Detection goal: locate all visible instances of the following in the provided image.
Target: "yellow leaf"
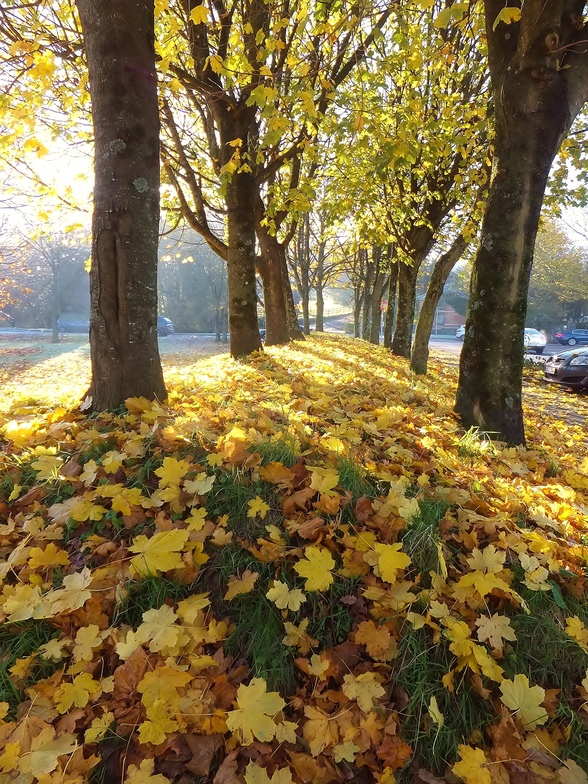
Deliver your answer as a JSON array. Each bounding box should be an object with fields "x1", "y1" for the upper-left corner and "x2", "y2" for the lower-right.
[
  {"x1": 184, "y1": 472, "x2": 215, "y2": 495},
  {"x1": 134, "y1": 604, "x2": 190, "y2": 655},
  {"x1": 266, "y1": 580, "x2": 307, "y2": 611},
  {"x1": 475, "y1": 614, "x2": 517, "y2": 652},
  {"x1": 372, "y1": 542, "x2": 411, "y2": 583},
  {"x1": 308, "y1": 653, "x2": 329, "y2": 678},
  {"x1": 124, "y1": 759, "x2": 171, "y2": 784},
  {"x1": 54, "y1": 672, "x2": 102, "y2": 712},
  {"x1": 282, "y1": 618, "x2": 318, "y2": 654},
  {"x1": 452, "y1": 745, "x2": 491, "y2": 784},
  {"x1": 341, "y1": 672, "x2": 385, "y2": 712},
  {"x1": 85, "y1": 711, "x2": 114, "y2": 744},
  {"x1": 333, "y1": 740, "x2": 360, "y2": 763},
  {"x1": 18, "y1": 728, "x2": 76, "y2": 777},
  {"x1": 0, "y1": 742, "x2": 20, "y2": 773},
  {"x1": 224, "y1": 570, "x2": 259, "y2": 600},
  {"x1": 247, "y1": 496, "x2": 271, "y2": 519},
  {"x1": 155, "y1": 456, "x2": 191, "y2": 487},
  {"x1": 137, "y1": 666, "x2": 193, "y2": 709},
  {"x1": 428, "y1": 695, "x2": 444, "y2": 727},
  {"x1": 226, "y1": 677, "x2": 286, "y2": 745},
  {"x1": 244, "y1": 762, "x2": 294, "y2": 784},
  {"x1": 72, "y1": 624, "x2": 104, "y2": 662},
  {"x1": 466, "y1": 545, "x2": 505, "y2": 574},
  {"x1": 500, "y1": 674, "x2": 548, "y2": 729},
  {"x1": 138, "y1": 699, "x2": 179, "y2": 745},
  {"x1": 189, "y1": 4, "x2": 209, "y2": 25},
  {"x1": 294, "y1": 547, "x2": 335, "y2": 591},
  {"x1": 492, "y1": 6, "x2": 522, "y2": 31},
  {"x1": 128, "y1": 528, "x2": 189, "y2": 576},
  {"x1": 309, "y1": 466, "x2": 339, "y2": 495},
  {"x1": 28, "y1": 542, "x2": 70, "y2": 570},
  {"x1": 565, "y1": 616, "x2": 588, "y2": 653}
]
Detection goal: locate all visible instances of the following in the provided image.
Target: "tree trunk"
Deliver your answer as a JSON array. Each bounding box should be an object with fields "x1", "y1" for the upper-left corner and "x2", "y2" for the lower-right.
[
  {"x1": 383, "y1": 260, "x2": 398, "y2": 349},
  {"x1": 455, "y1": 2, "x2": 580, "y2": 444},
  {"x1": 76, "y1": 0, "x2": 166, "y2": 409},
  {"x1": 315, "y1": 285, "x2": 324, "y2": 332},
  {"x1": 280, "y1": 247, "x2": 304, "y2": 340},
  {"x1": 368, "y1": 271, "x2": 386, "y2": 344},
  {"x1": 411, "y1": 234, "x2": 467, "y2": 375},
  {"x1": 302, "y1": 294, "x2": 310, "y2": 334},
  {"x1": 256, "y1": 239, "x2": 290, "y2": 346},
  {"x1": 362, "y1": 255, "x2": 374, "y2": 339},
  {"x1": 225, "y1": 169, "x2": 263, "y2": 357},
  {"x1": 391, "y1": 262, "x2": 418, "y2": 358}
]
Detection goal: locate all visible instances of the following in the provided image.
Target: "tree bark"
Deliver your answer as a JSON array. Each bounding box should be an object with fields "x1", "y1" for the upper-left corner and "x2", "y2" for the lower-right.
[
  {"x1": 225, "y1": 169, "x2": 263, "y2": 357},
  {"x1": 76, "y1": 0, "x2": 166, "y2": 409},
  {"x1": 383, "y1": 259, "x2": 398, "y2": 349},
  {"x1": 455, "y1": 0, "x2": 587, "y2": 444},
  {"x1": 391, "y1": 262, "x2": 418, "y2": 358},
  {"x1": 255, "y1": 218, "x2": 290, "y2": 345},
  {"x1": 411, "y1": 234, "x2": 467, "y2": 375}
]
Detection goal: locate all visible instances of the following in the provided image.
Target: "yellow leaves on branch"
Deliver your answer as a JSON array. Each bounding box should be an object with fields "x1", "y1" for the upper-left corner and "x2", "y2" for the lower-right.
[{"x1": 226, "y1": 678, "x2": 286, "y2": 745}]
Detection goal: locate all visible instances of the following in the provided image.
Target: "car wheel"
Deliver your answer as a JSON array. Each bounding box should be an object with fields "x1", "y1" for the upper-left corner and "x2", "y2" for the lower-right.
[
  {"x1": 535, "y1": 348, "x2": 544, "y2": 355},
  {"x1": 567, "y1": 338, "x2": 577, "y2": 346}
]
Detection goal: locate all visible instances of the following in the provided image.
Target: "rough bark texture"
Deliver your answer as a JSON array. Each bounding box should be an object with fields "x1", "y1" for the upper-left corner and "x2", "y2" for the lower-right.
[
  {"x1": 411, "y1": 234, "x2": 467, "y2": 375},
  {"x1": 455, "y1": 0, "x2": 588, "y2": 444},
  {"x1": 255, "y1": 219, "x2": 290, "y2": 346},
  {"x1": 225, "y1": 169, "x2": 263, "y2": 357},
  {"x1": 383, "y1": 259, "x2": 398, "y2": 349},
  {"x1": 76, "y1": 0, "x2": 166, "y2": 409},
  {"x1": 391, "y1": 262, "x2": 418, "y2": 358}
]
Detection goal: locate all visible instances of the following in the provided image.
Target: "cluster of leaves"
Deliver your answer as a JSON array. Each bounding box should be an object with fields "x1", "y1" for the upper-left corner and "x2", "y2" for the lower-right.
[{"x1": 0, "y1": 334, "x2": 588, "y2": 783}]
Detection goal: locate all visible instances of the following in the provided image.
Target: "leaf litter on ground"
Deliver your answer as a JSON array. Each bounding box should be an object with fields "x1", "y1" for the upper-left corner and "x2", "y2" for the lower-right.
[{"x1": 0, "y1": 333, "x2": 588, "y2": 783}]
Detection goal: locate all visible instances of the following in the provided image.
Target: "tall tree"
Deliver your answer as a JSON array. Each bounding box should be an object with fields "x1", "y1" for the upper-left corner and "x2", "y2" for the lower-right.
[
  {"x1": 455, "y1": 1, "x2": 588, "y2": 445},
  {"x1": 76, "y1": 0, "x2": 166, "y2": 409}
]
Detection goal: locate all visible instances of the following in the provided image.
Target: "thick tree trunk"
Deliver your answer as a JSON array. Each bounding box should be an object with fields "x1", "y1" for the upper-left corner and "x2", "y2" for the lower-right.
[
  {"x1": 76, "y1": 0, "x2": 166, "y2": 409},
  {"x1": 368, "y1": 272, "x2": 386, "y2": 345},
  {"x1": 391, "y1": 262, "x2": 418, "y2": 358},
  {"x1": 302, "y1": 294, "x2": 310, "y2": 334},
  {"x1": 256, "y1": 235, "x2": 290, "y2": 346},
  {"x1": 280, "y1": 248, "x2": 304, "y2": 340},
  {"x1": 455, "y1": 4, "x2": 577, "y2": 444},
  {"x1": 225, "y1": 170, "x2": 263, "y2": 357},
  {"x1": 315, "y1": 285, "x2": 324, "y2": 332},
  {"x1": 383, "y1": 260, "x2": 398, "y2": 349},
  {"x1": 411, "y1": 234, "x2": 467, "y2": 375}
]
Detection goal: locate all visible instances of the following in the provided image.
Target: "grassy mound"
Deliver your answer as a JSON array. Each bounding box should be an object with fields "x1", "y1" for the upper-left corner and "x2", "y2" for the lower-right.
[{"x1": 0, "y1": 334, "x2": 587, "y2": 783}]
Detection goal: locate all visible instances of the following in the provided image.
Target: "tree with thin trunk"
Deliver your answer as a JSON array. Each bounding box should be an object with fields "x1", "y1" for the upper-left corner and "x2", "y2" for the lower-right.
[
  {"x1": 75, "y1": 0, "x2": 166, "y2": 409},
  {"x1": 455, "y1": 1, "x2": 588, "y2": 445}
]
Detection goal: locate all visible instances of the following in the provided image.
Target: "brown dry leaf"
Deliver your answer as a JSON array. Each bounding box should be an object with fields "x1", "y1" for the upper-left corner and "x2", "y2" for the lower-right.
[{"x1": 376, "y1": 734, "x2": 413, "y2": 770}]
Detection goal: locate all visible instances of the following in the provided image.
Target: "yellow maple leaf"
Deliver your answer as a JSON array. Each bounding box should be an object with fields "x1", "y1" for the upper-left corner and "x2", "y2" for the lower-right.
[
  {"x1": 54, "y1": 671, "x2": 102, "y2": 712},
  {"x1": 224, "y1": 570, "x2": 259, "y2": 600},
  {"x1": 184, "y1": 472, "x2": 215, "y2": 495},
  {"x1": 294, "y1": 547, "x2": 335, "y2": 591},
  {"x1": 226, "y1": 677, "x2": 286, "y2": 745},
  {"x1": 371, "y1": 542, "x2": 411, "y2": 583},
  {"x1": 309, "y1": 466, "x2": 339, "y2": 496},
  {"x1": 247, "y1": 496, "x2": 271, "y2": 519},
  {"x1": 303, "y1": 704, "x2": 338, "y2": 756},
  {"x1": 155, "y1": 456, "x2": 191, "y2": 487},
  {"x1": 137, "y1": 666, "x2": 193, "y2": 709},
  {"x1": 341, "y1": 672, "x2": 385, "y2": 712},
  {"x1": 428, "y1": 695, "x2": 444, "y2": 727},
  {"x1": 565, "y1": 616, "x2": 588, "y2": 653},
  {"x1": 333, "y1": 740, "x2": 360, "y2": 763},
  {"x1": 452, "y1": 745, "x2": 491, "y2": 784},
  {"x1": 282, "y1": 618, "x2": 318, "y2": 654},
  {"x1": 244, "y1": 762, "x2": 294, "y2": 784},
  {"x1": 266, "y1": 580, "x2": 306, "y2": 611},
  {"x1": 124, "y1": 759, "x2": 171, "y2": 784},
  {"x1": 44, "y1": 568, "x2": 93, "y2": 615},
  {"x1": 138, "y1": 699, "x2": 179, "y2": 745},
  {"x1": 28, "y1": 542, "x2": 70, "y2": 571},
  {"x1": 0, "y1": 742, "x2": 20, "y2": 773},
  {"x1": 308, "y1": 653, "x2": 329, "y2": 678},
  {"x1": 475, "y1": 614, "x2": 517, "y2": 652},
  {"x1": 128, "y1": 529, "x2": 189, "y2": 576},
  {"x1": 18, "y1": 728, "x2": 76, "y2": 777},
  {"x1": 189, "y1": 4, "x2": 209, "y2": 25},
  {"x1": 466, "y1": 545, "x2": 505, "y2": 574},
  {"x1": 500, "y1": 674, "x2": 547, "y2": 729},
  {"x1": 134, "y1": 604, "x2": 190, "y2": 655},
  {"x1": 72, "y1": 624, "x2": 104, "y2": 662},
  {"x1": 85, "y1": 711, "x2": 114, "y2": 744}
]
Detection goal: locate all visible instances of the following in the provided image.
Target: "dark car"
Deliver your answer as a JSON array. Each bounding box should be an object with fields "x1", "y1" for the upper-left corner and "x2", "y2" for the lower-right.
[
  {"x1": 57, "y1": 319, "x2": 90, "y2": 333},
  {"x1": 554, "y1": 329, "x2": 588, "y2": 346},
  {"x1": 544, "y1": 347, "x2": 588, "y2": 390},
  {"x1": 158, "y1": 315, "x2": 174, "y2": 336}
]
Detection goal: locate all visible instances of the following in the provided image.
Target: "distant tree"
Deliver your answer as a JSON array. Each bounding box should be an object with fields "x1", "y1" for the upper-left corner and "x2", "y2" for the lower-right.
[{"x1": 75, "y1": 0, "x2": 166, "y2": 409}]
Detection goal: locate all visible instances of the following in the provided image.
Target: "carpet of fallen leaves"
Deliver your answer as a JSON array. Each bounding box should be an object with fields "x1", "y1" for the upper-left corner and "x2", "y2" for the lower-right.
[{"x1": 1, "y1": 333, "x2": 588, "y2": 784}]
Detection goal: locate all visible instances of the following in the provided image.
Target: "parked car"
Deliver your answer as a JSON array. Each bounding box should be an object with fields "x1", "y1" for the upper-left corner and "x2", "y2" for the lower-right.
[
  {"x1": 524, "y1": 328, "x2": 547, "y2": 354},
  {"x1": 455, "y1": 325, "x2": 465, "y2": 340},
  {"x1": 157, "y1": 315, "x2": 174, "y2": 336},
  {"x1": 544, "y1": 347, "x2": 588, "y2": 390},
  {"x1": 57, "y1": 319, "x2": 90, "y2": 333},
  {"x1": 554, "y1": 328, "x2": 588, "y2": 346}
]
